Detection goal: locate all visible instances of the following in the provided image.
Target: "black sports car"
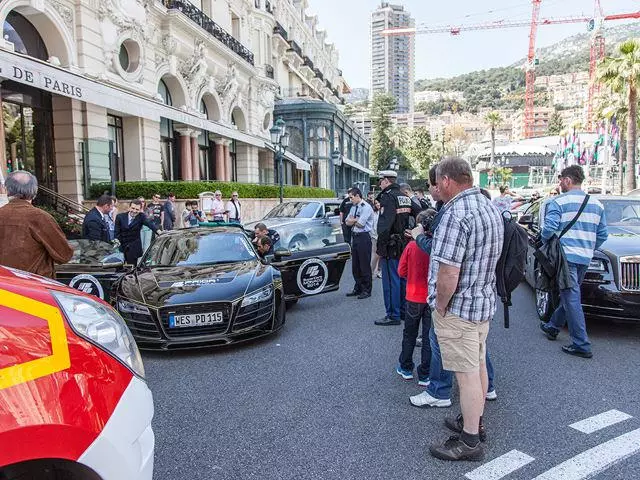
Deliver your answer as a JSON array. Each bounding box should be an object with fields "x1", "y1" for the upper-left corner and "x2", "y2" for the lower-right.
[
  {"x1": 519, "y1": 195, "x2": 640, "y2": 323},
  {"x1": 56, "y1": 225, "x2": 350, "y2": 349}
]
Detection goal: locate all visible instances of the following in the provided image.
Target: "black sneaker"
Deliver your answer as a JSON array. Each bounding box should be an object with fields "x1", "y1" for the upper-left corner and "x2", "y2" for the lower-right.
[
  {"x1": 540, "y1": 322, "x2": 559, "y2": 340},
  {"x1": 562, "y1": 344, "x2": 593, "y2": 358},
  {"x1": 374, "y1": 317, "x2": 401, "y2": 326},
  {"x1": 444, "y1": 414, "x2": 487, "y2": 442},
  {"x1": 357, "y1": 292, "x2": 371, "y2": 299},
  {"x1": 429, "y1": 435, "x2": 485, "y2": 461}
]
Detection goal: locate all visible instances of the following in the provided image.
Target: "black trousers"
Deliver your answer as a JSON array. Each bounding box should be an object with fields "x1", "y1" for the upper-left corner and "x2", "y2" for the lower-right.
[
  {"x1": 342, "y1": 224, "x2": 352, "y2": 245},
  {"x1": 398, "y1": 301, "x2": 432, "y2": 379},
  {"x1": 351, "y1": 232, "x2": 372, "y2": 295}
]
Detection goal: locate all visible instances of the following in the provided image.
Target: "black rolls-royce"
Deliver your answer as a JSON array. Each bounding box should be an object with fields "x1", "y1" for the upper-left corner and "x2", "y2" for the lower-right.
[
  {"x1": 56, "y1": 224, "x2": 350, "y2": 349},
  {"x1": 520, "y1": 195, "x2": 640, "y2": 323}
]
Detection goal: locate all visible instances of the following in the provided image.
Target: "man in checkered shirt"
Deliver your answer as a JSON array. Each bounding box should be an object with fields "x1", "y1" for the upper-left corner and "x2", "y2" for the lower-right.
[{"x1": 427, "y1": 158, "x2": 504, "y2": 462}]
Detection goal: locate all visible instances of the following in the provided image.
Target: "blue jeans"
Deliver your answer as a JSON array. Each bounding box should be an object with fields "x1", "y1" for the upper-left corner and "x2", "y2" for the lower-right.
[
  {"x1": 426, "y1": 326, "x2": 496, "y2": 400},
  {"x1": 380, "y1": 258, "x2": 401, "y2": 320},
  {"x1": 545, "y1": 262, "x2": 591, "y2": 352}
]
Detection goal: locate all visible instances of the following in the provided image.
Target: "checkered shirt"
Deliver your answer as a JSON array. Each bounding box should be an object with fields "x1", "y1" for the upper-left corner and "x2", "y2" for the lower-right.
[{"x1": 428, "y1": 187, "x2": 504, "y2": 322}]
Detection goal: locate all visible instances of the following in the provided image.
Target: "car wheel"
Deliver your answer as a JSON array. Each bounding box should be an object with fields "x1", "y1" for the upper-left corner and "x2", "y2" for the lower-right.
[
  {"x1": 534, "y1": 268, "x2": 552, "y2": 322},
  {"x1": 285, "y1": 299, "x2": 298, "y2": 309},
  {"x1": 288, "y1": 235, "x2": 308, "y2": 251}
]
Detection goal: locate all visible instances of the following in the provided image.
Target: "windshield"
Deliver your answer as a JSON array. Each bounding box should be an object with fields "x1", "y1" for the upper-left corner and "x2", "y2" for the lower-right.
[
  {"x1": 67, "y1": 239, "x2": 124, "y2": 265},
  {"x1": 264, "y1": 202, "x2": 320, "y2": 219},
  {"x1": 602, "y1": 199, "x2": 640, "y2": 226},
  {"x1": 143, "y1": 231, "x2": 256, "y2": 267}
]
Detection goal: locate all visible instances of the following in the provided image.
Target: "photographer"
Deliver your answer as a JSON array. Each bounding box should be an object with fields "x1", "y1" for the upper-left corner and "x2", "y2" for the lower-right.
[
  {"x1": 345, "y1": 188, "x2": 374, "y2": 299},
  {"x1": 374, "y1": 170, "x2": 412, "y2": 326}
]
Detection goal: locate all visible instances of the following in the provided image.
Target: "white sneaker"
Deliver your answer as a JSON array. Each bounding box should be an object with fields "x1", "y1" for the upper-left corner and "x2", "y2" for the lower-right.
[
  {"x1": 409, "y1": 391, "x2": 452, "y2": 408},
  {"x1": 417, "y1": 378, "x2": 430, "y2": 387},
  {"x1": 486, "y1": 389, "x2": 498, "y2": 401}
]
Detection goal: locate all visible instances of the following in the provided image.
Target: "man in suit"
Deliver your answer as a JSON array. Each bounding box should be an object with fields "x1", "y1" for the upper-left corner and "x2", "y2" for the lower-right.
[
  {"x1": 115, "y1": 199, "x2": 162, "y2": 264},
  {"x1": 82, "y1": 194, "x2": 113, "y2": 242}
]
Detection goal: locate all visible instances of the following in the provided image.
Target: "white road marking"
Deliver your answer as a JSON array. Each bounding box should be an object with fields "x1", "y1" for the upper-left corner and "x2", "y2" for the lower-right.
[
  {"x1": 464, "y1": 450, "x2": 535, "y2": 480},
  {"x1": 569, "y1": 409, "x2": 633, "y2": 434},
  {"x1": 533, "y1": 427, "x2": 640, "y2": 480}
]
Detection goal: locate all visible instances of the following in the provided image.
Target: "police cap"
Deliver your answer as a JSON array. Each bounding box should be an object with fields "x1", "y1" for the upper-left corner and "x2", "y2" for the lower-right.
[{"x1": 378, "y1": 170, "x2": 398, "y2": 179}]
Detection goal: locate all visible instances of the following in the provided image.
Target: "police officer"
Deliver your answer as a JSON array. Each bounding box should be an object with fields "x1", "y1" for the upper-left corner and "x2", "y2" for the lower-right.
[
  {"x1": 345, "y1": 187, "x2": 374, "y2": 299},
  {"x1": 375, "y1": 170, "x2": 412, "y2": 326}
]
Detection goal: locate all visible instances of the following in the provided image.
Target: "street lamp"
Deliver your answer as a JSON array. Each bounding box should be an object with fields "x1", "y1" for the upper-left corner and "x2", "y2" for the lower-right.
[
  {"x1": 270, "y1": 117, "x2": 289, "y2": 204},
  {"x1": 389, "y1": 156, "x2": 399, "y2": 171},
  {"x1": 331, "y1": 149, "x2": 342, "y2": 194}
]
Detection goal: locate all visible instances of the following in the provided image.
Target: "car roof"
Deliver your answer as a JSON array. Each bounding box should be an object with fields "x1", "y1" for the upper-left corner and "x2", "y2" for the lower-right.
[
  {"x1": 163, "y1": 225, "x2": 248, "y2": 236},
  {"x1": 594, "y1": 195, "x2": 640, "y2": 201}
]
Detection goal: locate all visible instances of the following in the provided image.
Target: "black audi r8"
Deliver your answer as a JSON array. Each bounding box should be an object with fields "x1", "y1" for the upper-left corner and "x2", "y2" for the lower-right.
[{"x1": 56, "y1": 225, "x2": 350, "y2": 349}]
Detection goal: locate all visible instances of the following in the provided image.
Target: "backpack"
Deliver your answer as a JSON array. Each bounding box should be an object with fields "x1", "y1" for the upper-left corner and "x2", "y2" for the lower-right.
[{"x1": 495, "y1": 211, "x2": 529, "y2": 328}]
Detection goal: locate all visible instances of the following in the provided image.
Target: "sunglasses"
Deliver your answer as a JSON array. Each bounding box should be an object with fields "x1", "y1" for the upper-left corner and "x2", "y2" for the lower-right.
[{"x1": 232, "y1": 194, "x2": 238, "y2": 197}]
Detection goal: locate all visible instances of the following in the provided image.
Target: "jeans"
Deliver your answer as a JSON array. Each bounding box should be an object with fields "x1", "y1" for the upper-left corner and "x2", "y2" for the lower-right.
[
  {"x1": 380, "y1": 257, "x2": 401, "y2": 320},
  {"x1": 351, "y1": 233, "x2": 372, "y2": 295},
  {"x1": 426, "y1": 326, "x2": 496, "y2": 400},
  {"x1": 399, "y1": 302, "x2": 432, "y2": 379},
  {"x1": 545, "y1": 262, "x2": 591, "y2": 352}
]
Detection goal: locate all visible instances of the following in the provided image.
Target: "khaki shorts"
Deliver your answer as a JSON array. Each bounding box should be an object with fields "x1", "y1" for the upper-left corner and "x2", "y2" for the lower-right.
[{"x1": 432, "y1": 310, "x2": 490, "y2": 373}]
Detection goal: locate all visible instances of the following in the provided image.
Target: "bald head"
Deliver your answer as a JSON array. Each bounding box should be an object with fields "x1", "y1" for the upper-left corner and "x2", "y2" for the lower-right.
[{"x1": 6, "y1": 171, "x2": 38, "y2": 201}]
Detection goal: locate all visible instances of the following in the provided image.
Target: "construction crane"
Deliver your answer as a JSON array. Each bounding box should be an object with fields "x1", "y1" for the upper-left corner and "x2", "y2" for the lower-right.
[{"x1": 382, "y1": 2, "x2": 640, "y2": 137}]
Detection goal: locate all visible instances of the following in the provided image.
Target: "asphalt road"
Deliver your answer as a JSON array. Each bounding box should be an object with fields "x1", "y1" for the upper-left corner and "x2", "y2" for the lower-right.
[{"x1": 143, "y1": 269, "x2": 640, "y2": 480}]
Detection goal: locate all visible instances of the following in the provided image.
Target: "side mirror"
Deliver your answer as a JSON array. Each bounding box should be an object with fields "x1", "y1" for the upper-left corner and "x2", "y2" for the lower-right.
[
  {"x1": 518, "y1": 214, "x2": 535, "y2": 226},
  {"x1": 273, "y1": 248, "x2": 292, "y2": 260}
]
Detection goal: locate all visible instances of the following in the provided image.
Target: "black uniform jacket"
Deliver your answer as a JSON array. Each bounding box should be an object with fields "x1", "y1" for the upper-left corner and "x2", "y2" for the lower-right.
[
  {"x1": 82, "y1": 207, "x2": 110, "y2": 243},
  {"x1": 376, "y1": 183, "x2": 411, "y2": 259},
  {"x1": 115, "y1": 212, "x2": 158, "y2": 263}
]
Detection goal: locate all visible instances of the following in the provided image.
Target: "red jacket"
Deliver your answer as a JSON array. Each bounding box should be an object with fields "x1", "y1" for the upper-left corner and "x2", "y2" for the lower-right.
[{"x1": 398, "y1": 240, "x2": 430, "y2": 303}]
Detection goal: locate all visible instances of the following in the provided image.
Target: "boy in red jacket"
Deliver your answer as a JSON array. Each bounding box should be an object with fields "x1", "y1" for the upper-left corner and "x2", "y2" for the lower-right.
[{"x1": 396, "y1": 209, "x2": 435, "y2": 386}]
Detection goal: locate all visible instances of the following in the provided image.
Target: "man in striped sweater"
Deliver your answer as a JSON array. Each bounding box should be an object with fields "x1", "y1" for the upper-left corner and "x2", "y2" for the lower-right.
[{"x1": 540, "y1": 165, "x2": 608, "y2": 358}]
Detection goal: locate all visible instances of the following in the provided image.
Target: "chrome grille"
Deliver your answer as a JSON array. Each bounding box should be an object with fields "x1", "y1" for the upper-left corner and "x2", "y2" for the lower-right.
[{"x1": 620, "y1": 257, "x2": 640, "y2": 291}]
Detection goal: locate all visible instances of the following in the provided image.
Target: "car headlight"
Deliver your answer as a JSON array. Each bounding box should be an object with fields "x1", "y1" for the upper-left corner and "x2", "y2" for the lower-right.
[
  {"x1": 118, "y1": 298, "x2": 151, "y2": 315},
  {"x1": 52, "y1": 291, "x2": 145, "y2": 378},
  {"x1": 241, "y1": 285, "x2": 274, "y2": 307},
  {"x1": 588, "y1": 258, "x2": 607, "y2": 272}
]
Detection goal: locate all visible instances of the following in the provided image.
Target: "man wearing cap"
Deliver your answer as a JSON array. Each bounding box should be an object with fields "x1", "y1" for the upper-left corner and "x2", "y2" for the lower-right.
[
  {"x1": 375, "y1": 169, "x2": 412, "y2": 326},
  {"x1": 211, "y1": 190, "x2": 226, "y2": 222}
]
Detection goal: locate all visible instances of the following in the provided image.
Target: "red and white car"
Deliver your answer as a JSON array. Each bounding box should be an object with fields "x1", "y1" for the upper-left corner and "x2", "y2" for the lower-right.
[{"x1": 0, "y1": 266, "x2": 154, "y2": 479}]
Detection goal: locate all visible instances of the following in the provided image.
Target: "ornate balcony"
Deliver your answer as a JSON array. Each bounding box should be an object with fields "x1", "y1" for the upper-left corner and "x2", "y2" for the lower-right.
[
  {"x1": 265, "y1": 64, "x2": 275, "y2": 79},
  {"x1": 313, "y1": 68, "x2": 323, "y2": 81},
  {"x1": 287, "y1": 40, "x2": 303, "y2": 59},
  {"x1": 162, "y1": 0, "x2": 255, "y2": 66},
  {"x1": 273, "y1": 22, "x2": 288, "y2": 40},
  {"x1": 303, "y1": 56, "x2": 315, "y2": 70}
]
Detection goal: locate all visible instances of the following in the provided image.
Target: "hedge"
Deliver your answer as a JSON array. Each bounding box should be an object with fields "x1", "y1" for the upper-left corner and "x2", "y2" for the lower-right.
[{"x1": 89, "y1": 181, "x2": 335, "y2": 200}]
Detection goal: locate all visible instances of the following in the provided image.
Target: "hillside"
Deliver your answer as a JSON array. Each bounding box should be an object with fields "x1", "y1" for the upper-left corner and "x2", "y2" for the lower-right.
[{"x1": 414, "y1": 22, "x2": 640, "y2": 113}]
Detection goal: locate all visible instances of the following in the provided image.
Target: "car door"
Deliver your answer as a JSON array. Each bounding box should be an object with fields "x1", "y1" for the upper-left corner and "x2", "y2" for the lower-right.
[{"x1": 270, "y1": 243, "x2": 351, "y2": 302}]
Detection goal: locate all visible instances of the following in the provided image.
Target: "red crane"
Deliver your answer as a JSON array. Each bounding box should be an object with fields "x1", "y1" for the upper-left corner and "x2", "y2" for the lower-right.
[{"x1": 382, "y1": 2, "x2": 640, "y2": 137}]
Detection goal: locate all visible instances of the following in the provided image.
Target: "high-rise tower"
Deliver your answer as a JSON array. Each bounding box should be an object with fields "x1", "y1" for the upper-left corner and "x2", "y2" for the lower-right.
[{"x1": 370, "y1": 2, "x2": 415, "y2": 114}]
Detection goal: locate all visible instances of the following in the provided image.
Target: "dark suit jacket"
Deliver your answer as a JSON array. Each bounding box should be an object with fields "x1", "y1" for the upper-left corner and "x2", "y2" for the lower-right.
[
  {"x1": 82, "y1": 207, "x2": 109, "y2": 242},
  {"x1": 115, "y1": 212, "x2": 158, "y2": 263}
]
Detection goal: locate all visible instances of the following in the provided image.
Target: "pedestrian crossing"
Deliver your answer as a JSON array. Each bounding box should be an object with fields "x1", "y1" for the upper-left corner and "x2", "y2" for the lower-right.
[{"x1": 463, "y1": 409, "x2": 638, "y2": 480}]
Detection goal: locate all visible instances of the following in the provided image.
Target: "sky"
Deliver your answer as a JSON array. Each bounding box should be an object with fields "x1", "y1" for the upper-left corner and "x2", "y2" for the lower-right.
[{"x1": 306, "y1": 0, "x2": 640, "y2": 89}]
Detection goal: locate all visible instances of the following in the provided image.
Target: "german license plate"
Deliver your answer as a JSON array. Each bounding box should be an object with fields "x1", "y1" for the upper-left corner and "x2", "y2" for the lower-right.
[{"x1": 169, "y1": 311, "x2": 223, "y2": 328}]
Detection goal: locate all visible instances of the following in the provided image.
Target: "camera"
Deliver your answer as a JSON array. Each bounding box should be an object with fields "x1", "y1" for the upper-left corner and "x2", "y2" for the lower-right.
[{"x1": 419, "y1": 208, "x2": 438, "y2": 236}]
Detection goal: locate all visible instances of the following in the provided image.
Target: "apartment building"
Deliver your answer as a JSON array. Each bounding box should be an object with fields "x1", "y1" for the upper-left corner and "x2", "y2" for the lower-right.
[
  {"x1": 370, "y1": 2, "x2": 415, "y2": 114},
  {"x1": 511, "y1": 107, "x2": 554, "y2": 140}
]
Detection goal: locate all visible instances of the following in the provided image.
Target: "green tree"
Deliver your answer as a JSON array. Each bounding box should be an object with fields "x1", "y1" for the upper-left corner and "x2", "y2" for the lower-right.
[
  {"x1": 369, "y1": 93, "x2": 397, "y2": 171},
  {"x1": 547, "y1": 111, "x2": 565, "y2": 135},
  {"x1": 597, "y1": 38, "x2": 640, "y2": 192},
  {"x1": 484, "y1": 111, "x2": 503, "y2": 167},
  {"x1": 404, "y1": 127, "x2": 434, "y2": 178}
]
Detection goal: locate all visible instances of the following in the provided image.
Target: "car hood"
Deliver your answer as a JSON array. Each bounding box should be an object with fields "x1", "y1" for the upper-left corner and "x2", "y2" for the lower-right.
[
  {"x1": 244, "y1": 217, "x2": 309, "y2": 230},
  {"x1": 600, "y1": 225, "x2": 640, "y2": 256},
  {"x1": 130, "y1": 261, "x2": 268, "y2": 307}
]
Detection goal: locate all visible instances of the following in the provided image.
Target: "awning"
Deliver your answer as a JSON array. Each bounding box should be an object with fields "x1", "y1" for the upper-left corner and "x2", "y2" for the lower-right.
[
  {"x1": 0, "y1": 48, "x2": 266, "y2": 147},
  {"x1": 342, "y1": 157, "x2": 374, "y2": 176},
  {"x1": 263, "y1": 141, "x2": 311, "y2": 171}
]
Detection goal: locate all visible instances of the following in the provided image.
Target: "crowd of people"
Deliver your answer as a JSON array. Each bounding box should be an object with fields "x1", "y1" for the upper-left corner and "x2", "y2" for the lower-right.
[
  {"x1": 0, "y1": 162, "x2": 609, "y2": 463},
  {"x1": 339, "y1": 158, "x2": 608, "y2": 461}
]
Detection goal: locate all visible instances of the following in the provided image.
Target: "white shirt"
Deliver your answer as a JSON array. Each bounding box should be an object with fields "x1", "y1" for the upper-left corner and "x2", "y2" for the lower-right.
[
  {"x1": 210, "y1": 199, "x2": 225, "y2": 219},
  {"x1": 349, "y1": 201, "x2": 374, "y2": 233},
  {"x1": 225, "y1": 200, "x2": 241, "y2": 221}
]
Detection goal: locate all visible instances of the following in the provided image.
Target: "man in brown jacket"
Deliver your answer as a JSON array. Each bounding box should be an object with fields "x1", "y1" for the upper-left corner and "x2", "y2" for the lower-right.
[{"x1": 0, "y1": 171, "x2": 73, "y2": 278}]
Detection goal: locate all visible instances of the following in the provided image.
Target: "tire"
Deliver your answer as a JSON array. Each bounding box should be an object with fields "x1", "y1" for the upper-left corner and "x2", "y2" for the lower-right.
[
  {"x1": 534, "y1": 267, "x2": 553, "y2": 322},
  {"x1": 288, "y1": 235, "x2": 308, "y2": 251},
  {"x1": 285, "y1": 299, "x2": 298, "y2": 309}
]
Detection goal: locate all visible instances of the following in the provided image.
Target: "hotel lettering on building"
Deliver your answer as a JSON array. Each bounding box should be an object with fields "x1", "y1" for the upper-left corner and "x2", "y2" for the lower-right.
[{"x1": 0, "y1": 0, "x2": 370, "y2": 202}]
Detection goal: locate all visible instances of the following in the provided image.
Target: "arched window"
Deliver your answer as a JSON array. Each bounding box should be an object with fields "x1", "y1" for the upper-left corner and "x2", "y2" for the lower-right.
[
  {"x1": 158, "y1": 79, "x2": 173, "y2": 106},
  {"x1": 158, "y1": 79, "x2": 176, "y2": 180},
  {"x1": 3, "y1": 11, "x2": 48, "y2": 61}
]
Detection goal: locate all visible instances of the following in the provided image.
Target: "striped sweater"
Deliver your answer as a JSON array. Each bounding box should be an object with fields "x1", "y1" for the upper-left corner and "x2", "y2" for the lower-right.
[{"x1": 541, "y1": 189, "x2": 608, "y2": 266}]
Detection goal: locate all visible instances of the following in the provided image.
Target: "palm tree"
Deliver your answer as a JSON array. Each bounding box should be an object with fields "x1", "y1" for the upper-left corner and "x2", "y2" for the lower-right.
[
  {"x1": 597, "y1": 38, "x2": 640, "y2": 193},
  {"x1": 485, "y1": 111, "x2": 503, "y2": 169}
]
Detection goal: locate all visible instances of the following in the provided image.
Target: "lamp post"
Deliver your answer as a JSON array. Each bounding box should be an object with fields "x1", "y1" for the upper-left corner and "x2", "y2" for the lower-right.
[
  {"x1": 389, "y1": 156, "x2": 399, "y2": 172},
  {"x1": 331, "y1": 149, "x2": 342, "y2": 195},
  {"x1": 270, "y1": 117, "x2": 289, "y2": 204}
]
